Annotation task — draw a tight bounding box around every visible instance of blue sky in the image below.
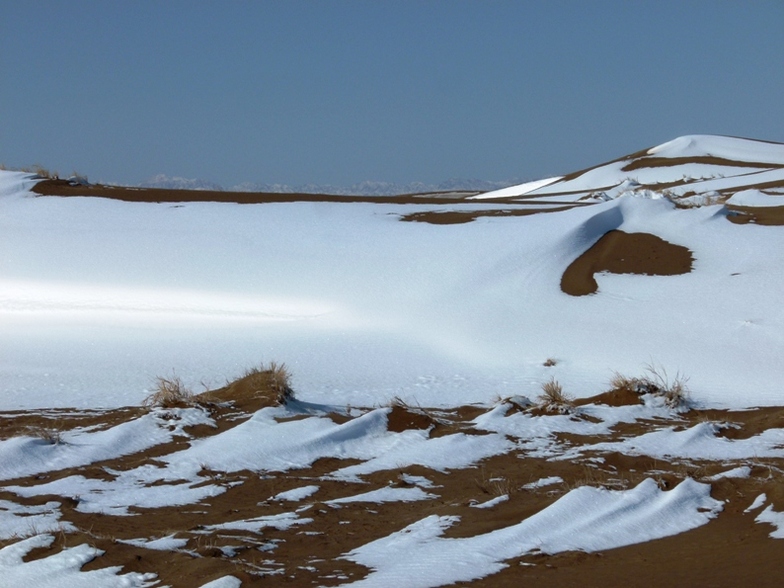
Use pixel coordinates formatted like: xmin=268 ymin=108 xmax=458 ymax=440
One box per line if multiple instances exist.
xmin=2 ymin=1 xmax=783 ymax=187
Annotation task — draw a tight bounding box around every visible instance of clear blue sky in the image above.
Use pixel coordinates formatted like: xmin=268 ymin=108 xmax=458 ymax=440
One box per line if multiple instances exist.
xmin=2 ymin=1 xmax=783 ymax=187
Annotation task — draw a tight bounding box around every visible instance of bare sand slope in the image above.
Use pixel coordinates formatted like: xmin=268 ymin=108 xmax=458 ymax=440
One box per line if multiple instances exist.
xmin=561 ymin=230 xmax=694 ymax=296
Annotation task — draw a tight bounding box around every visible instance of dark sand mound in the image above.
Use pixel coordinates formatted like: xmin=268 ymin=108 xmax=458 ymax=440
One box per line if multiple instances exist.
xmin=561 ymin=230 xmax=694 ymax=296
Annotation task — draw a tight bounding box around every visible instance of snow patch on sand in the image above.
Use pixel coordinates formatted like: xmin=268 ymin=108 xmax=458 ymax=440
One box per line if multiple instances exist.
xmin=755 ymin=505 xmax=784 ymax=539
xmin=0 ymin=501 xmax=74 ymax=540
xmin=341 ymin=478 xmax=721 ymax=587
xmin=0 ymin=407 xmax=213 ymax=481
xmin=0 ymin=534 xmax=158 ymax=587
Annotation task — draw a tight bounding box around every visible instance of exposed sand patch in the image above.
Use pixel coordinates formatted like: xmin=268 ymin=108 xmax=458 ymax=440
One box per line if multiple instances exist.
xmin=561 ymin=230 xmax=694 ymax=296
xmin=30 ymin=179 xmax=593 ymax=227
xmin=398 ymin=205 xmax=583 ymax=225
xmin=726 ymin=204 xmax=784 ymax=226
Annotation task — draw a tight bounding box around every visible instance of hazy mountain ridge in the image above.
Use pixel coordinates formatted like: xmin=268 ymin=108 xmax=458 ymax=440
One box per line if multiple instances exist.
xmin=138 ymin=175 xmax=527 ymax=195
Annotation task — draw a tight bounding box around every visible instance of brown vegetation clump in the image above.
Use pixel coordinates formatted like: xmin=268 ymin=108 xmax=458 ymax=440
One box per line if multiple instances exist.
xmin=242 ymin=361 xmax=295 ymax=405
xmin=26 ymin=425 xmax=64 ymax=445
xmin=608 ymin=365 xmax=690 ymax=410
xmin=143 ymin=376 xmax=194 ymax=408
xmin=537 ymin=378 xmax=574 ymax=414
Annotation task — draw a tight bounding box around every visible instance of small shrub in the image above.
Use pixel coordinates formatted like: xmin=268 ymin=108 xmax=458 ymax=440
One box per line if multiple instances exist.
xmin=27 ymin=425 xmax=63 ymax=445
xmin=475 ymin=468 xmax=516 ymax=497
xmin=388 ymin=396 xmax=410 ymax=408
xmin=143 ymin=375 xmax=194 ymax=408
xmin=243 ymin=361 xmax=294 ymax=405
xmin=609 ymin=371 xmax=639 ymax=391
xmin=30 ymin=164 xmax=58 ymax=179
xmin=609 ymin=365 xmax=690 ymax=410
xmin=643 ymin=363 xmax=690 ymax=409
xmin=537 ymin=378 xmax=574 ymax=414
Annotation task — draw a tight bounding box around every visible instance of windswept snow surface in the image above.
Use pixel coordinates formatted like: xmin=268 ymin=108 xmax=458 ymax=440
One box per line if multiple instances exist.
xmin=2 ymin=135 xmax=784 ymax=410
xmin=0 ymin=407 xmax=213 ymax=481
xmin=341 ymin=478 xmax=722 ymax=587
xmin=0 ymin=500 xmax=75 ymax=540
xmin=0 ymin=534 xmax=158 ymax=588
xmin=469 ymin=175 xmax=562 ymax=199
xmin=726 ymin=189 xmax=784 ymax=207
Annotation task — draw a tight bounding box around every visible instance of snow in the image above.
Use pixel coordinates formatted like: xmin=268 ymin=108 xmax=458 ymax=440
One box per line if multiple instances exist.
xmin=5 ymin=471 xmax=225 ymax=516
xmin=745 ymin=493 xmax=768 ymax=513
xmin=755 ymin=505 xmax=784 ymax=539
xmin=331 ymin=430 xmax=514 ymax=479
xmin=341 ymin=478 xmax=721 ymax=587
xmin=478 ymin=134 xmax=784 ymax=204
xmin=204 ymin=512 xmax=312 ymax=533
xmin=2 ymin=135 xmax=784 ymax=585
xmin=469 ymin=175 xmax=562 ymax=199
xmin=399 ymin=474 xmax=438 ymax=488
xmin=1 ymin=405 xmax=508 ymax=517
xmin=726 ymin=189 xmax=784 ymax=207
xmin=469 ymin=494 xmax=508 ymax=509
xmin=704 ymin=466 xmax=751 ymax=481
xmin=522 ymin=476 xmax=562 ymax=489
xmin=327 ymin=487 xmax=435 ymax=504
xmin=272 ymin=485 xmax=320 ymax=502
xmin=198 ymin=578 xmax=242 ymax=588
xmin=0 ymin=407 xmax=213 ymax=481
xmin=580 ymin=422 xmax=784 ymax=461
xmin=0 ymin=534 xmax=158 ymax=587
xmin=647 ymin=135 xmax=784 ymax=164
xmin=118 ymin=535 xmax=189 ymax=551
xmin=4 ymin=167 xmax=784 ymax=410
xmin=0 ymin=500 xmax=74 ymax=540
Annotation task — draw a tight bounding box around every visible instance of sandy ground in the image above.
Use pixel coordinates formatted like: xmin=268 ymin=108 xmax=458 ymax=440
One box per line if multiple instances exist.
xmin=2 ymin=375 xmax=784 ymax=587
xmin=560 ymin=230 xmax=694 ymax=296
xmin=30 ymin=179 xmax=586 ymax=225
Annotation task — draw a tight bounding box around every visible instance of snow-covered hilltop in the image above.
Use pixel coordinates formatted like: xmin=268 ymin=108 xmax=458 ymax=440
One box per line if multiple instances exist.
xmin=476 ymin=134 xmax=784 ymax=204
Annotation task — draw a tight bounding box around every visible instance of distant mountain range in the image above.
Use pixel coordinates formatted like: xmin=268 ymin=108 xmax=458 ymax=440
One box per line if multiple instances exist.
xmin=138 ymin=174 xmax=527 ymax=195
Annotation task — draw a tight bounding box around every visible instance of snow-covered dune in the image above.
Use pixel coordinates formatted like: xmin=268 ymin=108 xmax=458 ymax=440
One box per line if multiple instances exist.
xmin=2 ymin=135 xmax=784 ymax=410
xmin=476 ymin=134 xmax=784 ymax=202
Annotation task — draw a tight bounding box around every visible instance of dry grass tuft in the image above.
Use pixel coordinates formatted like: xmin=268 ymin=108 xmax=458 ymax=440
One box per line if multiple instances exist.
xmin=608 ymin=365 xmax=690 ymax=410
xmin=27 ymin=425 xmax=64 ymax=445
xmin=537 ymin=378 xmax=574 ymax=414
xmin=475 ymin=468 xmax=517 ymax=497
xmin=388 ymin=396 xmax=410 ymax=409
xmin=143 ymin=375 xmax=194 ymax=408
xmin=29 ymin=164 xmax=59 ymax=179
xmin=609 ymin=371 xmax=640 ymax=392
xmin=243 ymin=361 xmax=294 ymax=405
xmin=641 ymin=363 xmax=690 ymax=409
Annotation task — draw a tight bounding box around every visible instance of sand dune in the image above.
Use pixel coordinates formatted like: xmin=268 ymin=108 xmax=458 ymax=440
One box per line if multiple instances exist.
xmin=3 ymin=134 xmax=784 ymax=586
